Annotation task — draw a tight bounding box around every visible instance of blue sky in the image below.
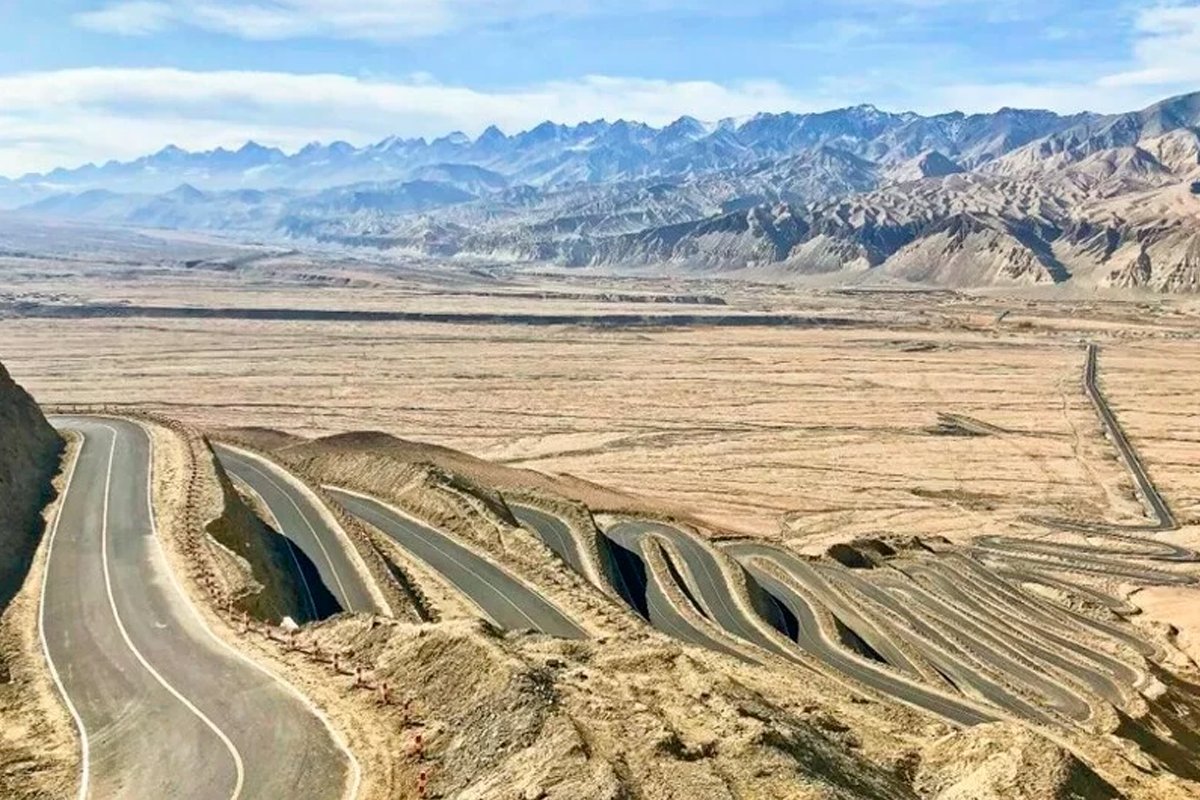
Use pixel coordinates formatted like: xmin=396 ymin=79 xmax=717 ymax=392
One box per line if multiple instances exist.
xmin=1 ymin=0 xmax=1198 ymax=176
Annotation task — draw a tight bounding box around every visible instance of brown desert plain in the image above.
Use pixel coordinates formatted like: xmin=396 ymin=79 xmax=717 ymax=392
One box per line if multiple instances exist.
xmin=5 ymin=223 xmax=1200 ymax=798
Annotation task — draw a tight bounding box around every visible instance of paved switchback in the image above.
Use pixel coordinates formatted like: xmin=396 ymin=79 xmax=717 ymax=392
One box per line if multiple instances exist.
xmin=43 ymin=417 xmax=353 ymax=800
xmin=502 ymin=344 xmax=1192 ymax=730
xmin=509 ymin=504 xmax=592 ymax=579
xmin=213 ymin=443 xmax=387 ymax=617
xmin=516 ymin=508 xmax=995 ymax=726
xmin=328 ymin=488 xmax=586 ymax=639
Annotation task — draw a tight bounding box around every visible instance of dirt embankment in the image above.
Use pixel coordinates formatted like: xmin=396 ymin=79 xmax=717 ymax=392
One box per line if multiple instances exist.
xmin=205 ymin=449 xmax=316 ymax=623
xmin=296 ymin=616 xmax=932 ymax=800
xmin=213 ymin=425 xmax=1200 ymax=800
xmin=0 ymin=361 xmax=72 ymax=799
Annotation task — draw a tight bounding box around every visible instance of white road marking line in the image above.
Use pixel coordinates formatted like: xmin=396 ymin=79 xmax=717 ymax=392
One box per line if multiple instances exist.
xmin=136 ymin=423 xmax=362 ymax=800
xmin=349 ymin=496 xmax=543 ymax=631
xmin=229 ymin=473 xmax=320 ymax=620
xmin=96 ymin=422 xmax=246 ymax=800
xmin=332 ymin=487 xmax=584 ymax=636
xmin=38 ymin=426 xmax=90 ymax=800
xmin=284 ymin=534 xmax=322 ymax=620
xmin=229 ymin=455 xmax=355 ymax=612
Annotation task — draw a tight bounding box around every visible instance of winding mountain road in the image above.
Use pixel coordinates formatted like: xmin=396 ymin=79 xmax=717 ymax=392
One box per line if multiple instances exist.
xmin=506 ymin=343 xmax=1190 ymax=728
xmin=42 ymin=417 xmax=355 ymax=800
xmin=509 ymin=504 xmax=593 ymax=580
xmin=328 ymin=488 xmax=586 ymax=639
xmin=213 ymin=443 xmax=387 ymax=617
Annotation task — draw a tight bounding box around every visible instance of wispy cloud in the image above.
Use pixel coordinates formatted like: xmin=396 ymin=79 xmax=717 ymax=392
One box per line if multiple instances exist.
xmin=71 ymin=0 xmax=754 ymax=41
xmin=73 ymin=0 xmax=175 ymax=34
xmin=919 ymin=2 xmax=1200 ymax=112
xmin=1098 ymin=3 xmax=1200 ymax=88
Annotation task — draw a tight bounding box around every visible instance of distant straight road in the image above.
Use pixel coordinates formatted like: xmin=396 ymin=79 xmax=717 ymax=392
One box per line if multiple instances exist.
xmin=1082 ymin=342 xmax=1176 ymax=529
xmin=213 ymin=443 xmax=385 ymax=617
xmin=43 ymin=417 xmax=354 ymax=800
xmin=328 ymin=488 xmax=586 ymax=639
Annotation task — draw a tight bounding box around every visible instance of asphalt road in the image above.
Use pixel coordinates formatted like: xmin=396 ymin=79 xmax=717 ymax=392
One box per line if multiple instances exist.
xmin=508 ymin=503 xmax=591 ymax=578
xmin=1083 ymin=342 xmax=1176 ymax=529
xmin=812 ymin=563 xmax=1055 ymax=724
xmin=213 ymin=444 xmax=385 ymax=617
xmin=724 ymin=542 xmax=996 ymax=727
xmin=327 ymin=488 xmax=585 ymax=639
xmin=974 ymin=345 xmax=1200 ymax=587
xmin=606 ymin=521 xmax=804 ymax=663
xmin=522 ymin=511 xmax=994 ymax=725
xmin=43 ymin=417 xmax=353 ymax=800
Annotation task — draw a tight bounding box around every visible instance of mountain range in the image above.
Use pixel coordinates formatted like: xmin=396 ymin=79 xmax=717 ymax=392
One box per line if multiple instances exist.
xmin=7 ymin=91 xmax=1200 ymax=293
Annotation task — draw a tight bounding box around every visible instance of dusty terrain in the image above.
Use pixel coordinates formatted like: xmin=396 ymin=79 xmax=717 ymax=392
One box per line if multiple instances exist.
xmin=4 ymin=243 xmax=1198 ymax=544
xmin=5 ymin=232 xmax=1200 ymax=798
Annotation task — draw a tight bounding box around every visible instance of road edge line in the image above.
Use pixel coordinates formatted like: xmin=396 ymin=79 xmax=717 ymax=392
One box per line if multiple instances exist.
xmin=95 ymin=422 xmax=247 ymax=798
xmin=135 ymin=420 xmax=364 ymax=800
xmin=328 ymin=485 xmax=587 ymax=638
xmin=217 ymin=443 xmax=392 ymax=616
xmin=37 ymin=425 xmax=89 ymax=800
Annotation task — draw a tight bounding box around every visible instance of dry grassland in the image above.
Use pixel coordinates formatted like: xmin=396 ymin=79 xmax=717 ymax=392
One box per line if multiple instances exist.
xmin=3 ymin=300 xmax=1179 ymax=548
xmin=4 ymin=229 xmax=1199 ymax=552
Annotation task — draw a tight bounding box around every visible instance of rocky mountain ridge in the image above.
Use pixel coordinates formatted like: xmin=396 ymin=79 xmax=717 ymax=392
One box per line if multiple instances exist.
xmin=1 ymin=103 xmax=1095 ymax=204
xmin=10 ymin=91 xmax=1200 ymax=293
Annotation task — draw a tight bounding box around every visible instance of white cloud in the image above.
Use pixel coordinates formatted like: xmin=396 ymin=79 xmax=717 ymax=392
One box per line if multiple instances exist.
xmin=1098 ymin=3 xmax=1200 ymax=88
xmin=908 ymin=2 xmax=1200 ymax=114
xmin=0 ymin=68 xmax=822 ymax=176
xmin=73 ymin=0 xmax=175 ymax=34
xmin=70 ymin=0 xmax=737 ymax=41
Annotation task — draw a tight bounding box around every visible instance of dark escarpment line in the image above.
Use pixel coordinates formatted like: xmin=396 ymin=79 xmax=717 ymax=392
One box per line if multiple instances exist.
xmin=2 ymin=301 xmax=868 ymax=329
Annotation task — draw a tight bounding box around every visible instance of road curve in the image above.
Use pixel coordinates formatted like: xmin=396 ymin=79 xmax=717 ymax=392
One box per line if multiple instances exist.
xmin=518 ymin=511 xmax=995 ymax=726
xmin=509 ymin=503 xmax=593 ymax=581
xmin=42 ymin=416 xmax=354 ymax=800
xmin=328 ymin=488 xmax=586 ymax=639
xmin=501 ymin=343 xmax=1184 ymax=729
xmin=213 ymin=443 xmax=387 ymax=617
xmin=604 ymin=521 xmax=760 ymax=663
xmin=724 ymin=542 xmax=997 ymax=727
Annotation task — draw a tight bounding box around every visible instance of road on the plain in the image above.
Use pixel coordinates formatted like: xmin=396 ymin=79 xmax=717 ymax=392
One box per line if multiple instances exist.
xmin=213 ymin=443 xmax=386 ymax=617
xmin=328 ymin=487 xmax=586 ymax=639
xmin=42 ymin=416 xmax=355 ymax=800
xmin=1082 ymin=342 xmax=1176 ymax=529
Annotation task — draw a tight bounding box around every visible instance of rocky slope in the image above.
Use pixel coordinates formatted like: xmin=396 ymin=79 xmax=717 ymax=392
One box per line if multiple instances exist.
xmin=0 ymin=362 xmax=61 ymax=614
xmin=0 ymin=362 xmax=70 ymax=800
